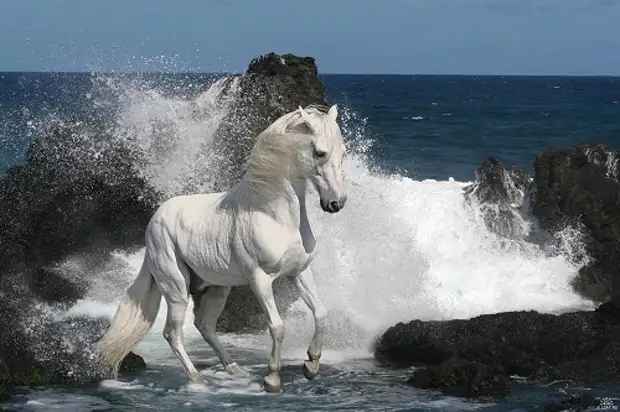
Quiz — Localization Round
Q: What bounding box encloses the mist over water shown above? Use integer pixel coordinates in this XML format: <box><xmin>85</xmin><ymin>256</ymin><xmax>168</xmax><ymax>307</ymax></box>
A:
<box><xmin>95</xmin><ymin>74</ymin><xmax>240</xmax><ymax>196</ymax></box>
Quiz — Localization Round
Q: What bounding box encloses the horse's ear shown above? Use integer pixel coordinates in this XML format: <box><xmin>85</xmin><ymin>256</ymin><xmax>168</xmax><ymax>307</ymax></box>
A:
<box><xmin>298</xmin><ymin>105</ymin><xmax>317</xmax><ymax>134</ymax></box>
<box><xmin>328</xmin><ymin>104</ymin><xmax>338</xmax><ymax>120</ymax></box>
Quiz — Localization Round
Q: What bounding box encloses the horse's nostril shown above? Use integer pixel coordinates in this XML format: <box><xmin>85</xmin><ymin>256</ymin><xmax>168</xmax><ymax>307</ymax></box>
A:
<box><xmin>330</xmin><ymin>201</ymin><xmax>340</xmax><ymax>211</ymax></box>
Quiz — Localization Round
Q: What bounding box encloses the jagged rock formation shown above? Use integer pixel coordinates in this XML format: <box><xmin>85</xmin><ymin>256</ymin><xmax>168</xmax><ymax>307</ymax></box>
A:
<box><xmin>383</xmin><ymin>142</ymin><xmax>620</xmax><ymax>398</ymax></box>
<box><xmin>374</xmin><ymin>297</ymin><xmax>620</xmax><ymax>398</ymax></box>
<box><xmin>531</xmin><ymin>143</ymin><xmax>620</xmax><ymax>302</ymax></box>
<box><xmin>463</xmin><ymin>156</ymin><xmax>532</xmax><ymax>240</ymax></box>
<box><xmin>463</xmin><ymin>143</ymin><xmax>620</xmax><ymax>302</ymax></box>
<box><xmin>211</xmin><ymin>52</ymin><xmax>328</xmax><ymax>189</ymax></box>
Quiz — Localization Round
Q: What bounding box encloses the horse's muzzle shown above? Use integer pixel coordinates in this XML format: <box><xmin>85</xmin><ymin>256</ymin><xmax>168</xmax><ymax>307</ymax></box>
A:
<box><xmin>320</xmin><ymin>198</ymin><xmax>344</xmax><ymax>213</ymax></box>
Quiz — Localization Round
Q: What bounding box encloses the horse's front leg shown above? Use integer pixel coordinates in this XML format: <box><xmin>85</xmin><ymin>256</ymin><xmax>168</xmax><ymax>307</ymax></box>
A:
<box><xmin>294</xmin><ymin>267</ymin><xmax>327</xmax><ymax>380</ymax></box>
<box><xmin>249</xmin><ymin>269</ymin><xmax>285</xmax><ymax>392</ymax></box>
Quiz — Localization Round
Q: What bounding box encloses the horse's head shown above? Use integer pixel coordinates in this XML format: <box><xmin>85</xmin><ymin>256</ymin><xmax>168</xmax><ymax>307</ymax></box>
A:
<box><xmin>295</xmin><ymin>105</ymin><xmax>347</xmax><ymax>213</ymax></box>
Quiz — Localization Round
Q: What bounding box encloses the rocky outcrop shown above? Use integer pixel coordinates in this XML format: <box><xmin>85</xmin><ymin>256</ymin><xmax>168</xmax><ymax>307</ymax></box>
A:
<box><xmin>463</xmin><ymin>156</ymin><xmax>532</xmax><ymax>240</ymax></box>
<box><xmin>463</xmin><ymin>143</ymin><xmax>620</xmax><ymax>302</ymax></box>
<box><xmin>0</xmin><ymin>349</ymin><xmax>145</xmax><ymax>403</ymax></box>
<box><xmin>0</xmin><ymin>52</ymin><xmax>326</xmax><ymax>398</ymax></box>
<box><xmin>0</xmin><ymin>118</ymin><xmax>157</xmax><ymax>399</ymax></box>
<box><xmin>211</xmin><ymin>52</ymin><xmax>328</xmax><ymax>189</ymax></box>
<box><xmin>399</xmin><ymin>142</ymin><xmax>620</xmax><ymax>399</ymax></box>
<box><xmin>542</xmin><ymin>393</ymin><xmax>599</xmax><ymax>412</ymax></box>
<box><xmin>408</xmin><ymin>358</ymin><xmax>511</xmax><ymax>399</ymax></box>
<box><xmin>373</xmin><ymin>297</ymin><xmax>620</xmax><ymax>399</ymax></box>
<box><xmin>531</xmin><ymin>143</ymin><xmax>620</xmax><ymax>302</ymax></box>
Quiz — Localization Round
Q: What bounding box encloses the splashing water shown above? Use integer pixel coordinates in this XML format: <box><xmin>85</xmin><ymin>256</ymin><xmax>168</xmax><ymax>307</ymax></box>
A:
<box><xmin>53</xmin><ymin>76</ymin><xmax>594</xmax><ymax>359</ymax></box>
<box><xmin>106</xmin><ymin>74</ymin><xmax>241</xmax><ymax>196</ymax></box>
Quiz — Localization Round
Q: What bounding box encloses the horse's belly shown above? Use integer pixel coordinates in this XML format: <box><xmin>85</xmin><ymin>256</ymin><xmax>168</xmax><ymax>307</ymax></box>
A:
<box><xmin>183</xmin><ymin>251</ymin><xmax>249</xmax><ymax>287</ymax></box>
<box><xmin>176</xmin><ymin>229</ymin><xmax>247</xmax><ymax>287</ymax></box>
<box><xmin>195</xmin><ymin>263</ymin><xmax>249</xmax><ymax>287</ymax></box>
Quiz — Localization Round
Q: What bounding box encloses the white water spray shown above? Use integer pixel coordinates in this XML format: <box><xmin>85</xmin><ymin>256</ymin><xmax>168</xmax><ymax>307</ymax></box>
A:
<box><xmin>60</xmin><ymin>75</ymin><xmax>594</xmax><ymax>360</ymax></box>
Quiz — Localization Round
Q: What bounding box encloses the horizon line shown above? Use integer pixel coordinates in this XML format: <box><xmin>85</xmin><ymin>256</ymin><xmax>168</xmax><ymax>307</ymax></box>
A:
<box><xmin>1</xmin><ymin>70</ymin><xmax>619</xmax><ymax>78</ymax></box>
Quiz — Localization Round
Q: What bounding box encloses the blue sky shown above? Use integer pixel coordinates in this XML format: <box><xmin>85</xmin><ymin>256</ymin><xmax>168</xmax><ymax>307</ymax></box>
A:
<box><xmin>1</xmin><ymin>0</ymin><xmax>619</xmax><ymax>75</ymax></box>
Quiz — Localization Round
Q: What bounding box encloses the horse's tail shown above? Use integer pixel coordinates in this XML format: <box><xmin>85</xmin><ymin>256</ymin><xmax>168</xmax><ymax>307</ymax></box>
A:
<box><xmin>96</xmin><ymin>258</ymin><xmax>161</xmax><ymax>378</ymax></box>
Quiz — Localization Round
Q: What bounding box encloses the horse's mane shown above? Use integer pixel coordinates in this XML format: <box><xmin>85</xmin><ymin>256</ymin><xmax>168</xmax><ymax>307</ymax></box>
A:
<box><xmin>218</xmin><ymin>106</ymin><xmax>343</xmax><ymax>215</ymax></box>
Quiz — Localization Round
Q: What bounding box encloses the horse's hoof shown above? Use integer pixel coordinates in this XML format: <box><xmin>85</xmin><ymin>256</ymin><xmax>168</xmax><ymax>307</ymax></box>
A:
<box><xmin>227</xmin><ymin>362</ymin><xmax>249</xmax><ymax>377</ymax></box>
<box><xmin>302</xmin><ymin>360</ymin><xmax>319</xmax><ymax>380</ymax></box>
<box><xmin>189</xmin><ymin>371</ymin><xmax>205</xmax><ymax>384</ymax></box>
<box><xmin>263</xmin><ymin>375</ymin><xmax>281</xmax><ymax>393</ymax></box>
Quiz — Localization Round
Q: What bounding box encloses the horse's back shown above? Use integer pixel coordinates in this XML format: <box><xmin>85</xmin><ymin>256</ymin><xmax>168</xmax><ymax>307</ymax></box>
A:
<box><xmin>149</xmin><ymin>192</ymin><xmax>224</xmax><ymax>230</ymax></box>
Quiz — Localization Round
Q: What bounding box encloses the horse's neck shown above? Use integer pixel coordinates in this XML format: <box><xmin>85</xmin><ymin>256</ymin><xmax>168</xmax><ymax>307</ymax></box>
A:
<box><xmin>292</xmin><ymin>180</ymin><xmax>316</xmax><ymax>253</ymax></box>
<box><xmin>272</xmin><ymin>178</ymin><xmax>306</xmax><ymax>228</ymax></box>
<box><xmin>233</xmin><ymin>175</ymin><xmax>316</xmax><ymax>251</ymax></box>
<box><xmin>234</xmin><ymin>176</ymin><xmax>302</xmax><ymax>222</ymax></box>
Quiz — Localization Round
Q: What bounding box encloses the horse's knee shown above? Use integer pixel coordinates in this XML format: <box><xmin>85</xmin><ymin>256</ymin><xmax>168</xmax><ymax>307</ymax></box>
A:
<box><xmin>269</xmin><ymin>320</ymin><xmax>285</xmax><ymax>343</ymax></box>
<box><xmin>163</xmin><ymin>320</ymin><xmax>183</xmax><ymax>343</ymax></box>
<box><xmin>163</xmin><ymin>329</ymin><xmax>174</xmax><ymax>343</ymax></box>
<box><xmin>193</xmin><ymin>317</ymin><xmax>215</xmax><ymax>336</ymax></box>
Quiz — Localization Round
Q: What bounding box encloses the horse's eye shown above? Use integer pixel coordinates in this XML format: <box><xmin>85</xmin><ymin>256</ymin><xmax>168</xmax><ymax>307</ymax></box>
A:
<box><xmin>314</xmin><ymin>150</ymin><xmax>327</xmax><ymax>159</ymax></box>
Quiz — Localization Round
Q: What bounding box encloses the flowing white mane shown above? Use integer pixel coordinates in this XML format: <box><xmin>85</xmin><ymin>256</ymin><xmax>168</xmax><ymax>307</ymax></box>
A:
<box><xmin>222</xmin><ymin>105</ymin><xmax>344</xmax><ymax>211</ymax></box>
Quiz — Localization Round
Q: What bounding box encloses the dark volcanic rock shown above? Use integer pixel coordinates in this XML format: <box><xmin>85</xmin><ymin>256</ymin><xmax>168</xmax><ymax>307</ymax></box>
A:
<box><xmin>374</xmin><ymin>297</ymin><xmax>620</xmax><ymax>398</ymax></box>
<box><xmin>0</xmin><ymin>118</ymin><xmax>158</xmax><ymax>396</ymax></box>
<box><xmin>463</xmin><ymin>156</ymin><xmax>532</xmax><ymax>240</ymax></box>
<box><xmin>211</xmin><ymin>52</ymin><xmax>328</xmax><ymax>190</ymax></box>
<box><xmin>214</xmin><ymin>278</ymin><xmax>297</xmax><ymax>333</ymax></box>
<box><xmin>0</xmin><ymin>350</ymin><xmax>144</xmax><ymax>402</ymax></box>
<box><xmin>542</xmin><ymin>393</ymin><xmax>598</xmax><ymax>412</ymax></box>
<box><xmin>531</xmin><ymin>143</ymin><xmax>620</xmax><ymax>302</ymax></box>
<box><xmin>119</xmin><ymin>352</ymin><xmax>147</xmax><ymax>373</ymax></box>
<box><xmin>0</xmin><ymin>118</ymin><xmax>159</xmax><ymax>274</ymax></box>
<box><xmin>409</xmin><ymin>358</ymin><xmax>511</xmax><ymax>399</ymax></box>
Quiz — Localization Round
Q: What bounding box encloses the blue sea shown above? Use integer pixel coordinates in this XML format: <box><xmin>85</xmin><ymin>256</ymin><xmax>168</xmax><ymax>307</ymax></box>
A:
<box><xmin>1</xmin><ymin>72</ymin><xmax>620</xmax><ymax>411</ymax></box>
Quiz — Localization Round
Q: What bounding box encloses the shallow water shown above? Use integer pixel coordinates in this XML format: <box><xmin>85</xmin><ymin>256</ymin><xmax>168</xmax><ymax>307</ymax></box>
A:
<box><xmin>6</xmin><ymin>326</ymin><xmax>620</xmax><ymax>411</ymax></box>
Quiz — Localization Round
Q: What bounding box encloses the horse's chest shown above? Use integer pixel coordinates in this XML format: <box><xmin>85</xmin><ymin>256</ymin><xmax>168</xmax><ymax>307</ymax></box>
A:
<box><xmin>269</xmin><ymin>242</ymin><xmax>313</xmax><ymax>278</ymax></box>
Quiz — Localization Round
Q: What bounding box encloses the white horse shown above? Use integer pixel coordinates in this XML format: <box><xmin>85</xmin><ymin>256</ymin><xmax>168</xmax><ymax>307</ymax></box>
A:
<box><xmin>96</xmin><ymin>104</ymin><xmax>347</xmax><ymax>392</ymax></box>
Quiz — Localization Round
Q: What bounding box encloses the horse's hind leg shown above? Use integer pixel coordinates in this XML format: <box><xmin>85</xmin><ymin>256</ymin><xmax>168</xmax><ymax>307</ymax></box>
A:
<box><xmin>192</xmin><ymin>285</ymin><xmax>247</xmax><ymax>376</ymax></box>
<box><xmin>149</xmin><ymin>254</ymin><xmax>202</xmax><ymax>383</ymax></box>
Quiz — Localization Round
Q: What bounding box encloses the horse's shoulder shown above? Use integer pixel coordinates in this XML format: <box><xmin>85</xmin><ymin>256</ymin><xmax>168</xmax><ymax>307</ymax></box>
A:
<box><xmin>241</xmin><ymin>212</ymin><xmax>303</xmax><ymax>270</ymax></box>
<box><xmin>248</xmin><ymin>211</ymin><xmax>293</xmax><ymax>243</ymax></box>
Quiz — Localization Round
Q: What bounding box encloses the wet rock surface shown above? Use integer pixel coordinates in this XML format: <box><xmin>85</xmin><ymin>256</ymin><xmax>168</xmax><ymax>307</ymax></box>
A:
<box><xmin>531</xmin><ymin>143</ymin><xmax>620</xmax><ymax>302</ymax></box>
<box><xmin>210</xmin><ymin>52</ymin><xmax>328</xmax><ymax>189</ymax></box>
<box><xmin>541</xmin><ymin>393</ymin><xmax>599</xmax><ymax>412</ymax></box>
<box><xmin>463</xmin><ymin>156</ymin><xmax>532</xmax><ymax>240</ymax></box>
<box><xmin>374</xmin><ymin>297</ymin><xmax>620</xmax><ymax>398</ymax></box>
<box><xmin>463</xmin><ymin>144</ymin><xmax>620</xmax><ymax>302</ymax></box>
<box><xmin>409</xmin><ymin>358</ymin><xmax>511</xmax><ymax>399</ymax></box>
<box><xmin>391</xmin><ymin>144</ymin><xmax>620</xmax><ymax>398</ymax></box>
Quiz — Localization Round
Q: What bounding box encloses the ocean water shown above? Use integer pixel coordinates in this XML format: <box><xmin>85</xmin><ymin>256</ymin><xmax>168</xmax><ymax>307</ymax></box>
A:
<box><xmin>1</xmin><ymin>72</ymin><xmax>620</xmax><ymax>411</ymax></box>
